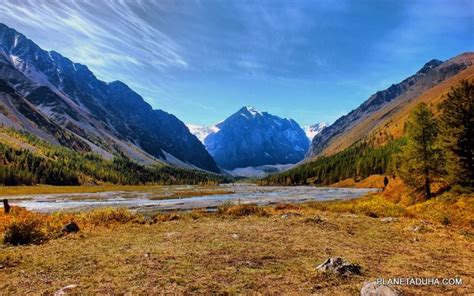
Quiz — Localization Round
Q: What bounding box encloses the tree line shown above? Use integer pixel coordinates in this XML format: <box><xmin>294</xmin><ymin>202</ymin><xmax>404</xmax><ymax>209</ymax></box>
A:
<box><xmin>258</xmin><ymin>138</ymin><xmax>404</xmax><ymax>186</ymax></box>
<box><xmin>0</xmin><ymin>130</ymin><xmax>230</xmax><ymax>186</ymax></box>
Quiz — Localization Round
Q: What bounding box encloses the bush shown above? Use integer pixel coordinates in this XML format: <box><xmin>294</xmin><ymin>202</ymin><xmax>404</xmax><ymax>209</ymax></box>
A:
<box><xmin>3</xmin><ymin>218</ymin><xmax>45</xmax><ymax>245</ymax></box>
<box><xmin>218</xmin><ymin>204</ymin><xmax>269</xmax><ymax>217</ymax></box>
<box><xmin>81</xmin><ymin>208</ymin><xmax>139</xmax><ymax>225</ymax></box>
<box><xmin>153</xmin><ymin>213</ymin><xmax>180</xmax><ymax>222</ymax></box>
<box><xmin>274</xmin><ymin>203</ymin><xmax>301</xmax><ymax>211</ymax></box>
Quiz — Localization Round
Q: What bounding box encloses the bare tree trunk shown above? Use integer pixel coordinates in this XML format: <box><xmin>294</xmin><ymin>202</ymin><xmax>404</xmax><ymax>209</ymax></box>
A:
<box><xmin>425</xmin><ymin>176</ymin><xmax>431</xmax><ymax>199</ymax></box>
<box><xmin>3</xmin><ymin>199</ymin><xmax>11</xmax><ymax>214</ymax></box>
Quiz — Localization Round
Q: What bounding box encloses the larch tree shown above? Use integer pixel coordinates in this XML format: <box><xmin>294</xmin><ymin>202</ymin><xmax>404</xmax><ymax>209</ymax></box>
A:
<box><xmin>438</xmin><ymin>80</ymin><xmax>474</xmax><ymax>188</ymax></box>
<box><xmin>399</xmin><ymin>103</ymin><xmax>444</xmax><ymax>199</ymax></box>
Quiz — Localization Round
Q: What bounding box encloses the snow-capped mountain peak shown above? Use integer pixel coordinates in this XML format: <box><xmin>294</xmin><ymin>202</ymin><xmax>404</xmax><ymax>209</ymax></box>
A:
<box><xmin>304</xmin><ymin>122</ymin><xmax>327</xmax><ymax>141</ymax></box>
<box><xmin>186</xmin><ymin>124</ymin><xmax>219</xmax><ymax>143</ymax></box>
<box><xmin>204</xmin><ymin>107</ymin><xmax>309</xmax><ymax>170</ymax></box>
<box><xmin>243</xmin><ymin>106</ymin><xmax>262</xmax><ymax>116</ymax></box>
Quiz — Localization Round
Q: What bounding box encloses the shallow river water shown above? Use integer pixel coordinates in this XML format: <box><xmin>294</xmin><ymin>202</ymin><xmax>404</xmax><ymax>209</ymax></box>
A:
<box><xmin>6</xmin><ymin>184</ymin><xmax>378</xmax><ymax>213</ymax></box>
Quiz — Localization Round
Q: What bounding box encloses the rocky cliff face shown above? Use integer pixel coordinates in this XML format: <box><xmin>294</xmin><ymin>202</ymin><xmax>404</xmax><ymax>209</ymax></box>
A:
<box><xmin>0</xmin><ymin>23</ymin><xmax>219</xmax><ymax>172</ymax></box>
<box><xmin>205</xmin><ymin>106</ymin><xmax>309</xmax><ymax>170</ymax></box>
<box><xmin>308</xmin><ymin>53</ymin><xmax>473</xmax><ymax>157</ymax></box>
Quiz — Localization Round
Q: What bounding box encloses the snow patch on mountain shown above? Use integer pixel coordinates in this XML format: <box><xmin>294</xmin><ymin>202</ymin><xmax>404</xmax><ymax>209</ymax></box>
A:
<box><xmin>304</xmin><ymin>122</ymin><xmax>327</xmax><ymax>141</ymax></box>
<box><xmin>186</xmin><ymin>124</ymin><xmax>219</xmax><ymax>143</ymax></box>
<box><xmin>245</xmin><ymin>106</ymin><xmax>262</xmax><ymax>116</ymax></box>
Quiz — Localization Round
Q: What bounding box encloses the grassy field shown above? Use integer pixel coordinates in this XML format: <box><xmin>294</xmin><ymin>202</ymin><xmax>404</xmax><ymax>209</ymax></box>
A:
<box><xmin>0</xmin><ymin>195</ymin><xmax>473</xmax><ymax>295</ymax></box>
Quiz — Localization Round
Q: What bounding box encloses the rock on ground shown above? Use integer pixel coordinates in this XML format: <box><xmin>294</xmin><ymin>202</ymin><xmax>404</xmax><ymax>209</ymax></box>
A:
<box><xmin>54</xmin><ymin>284</ymin><xmax>78</xmax><ymax>296</ymax></box>
<box><xmin>360</xmin><ymin>281</ymin><xmax>403</xmax><ymax>296</ymax></box>
<box><xmin>62</xmin><ymin>222</ymin><xmax>80</xmax><ymax>233</ymax></box>
<box><xmin>316</xmin><ymin>257</ymin><xmax>362</xmax><ymax>276</ymax></box>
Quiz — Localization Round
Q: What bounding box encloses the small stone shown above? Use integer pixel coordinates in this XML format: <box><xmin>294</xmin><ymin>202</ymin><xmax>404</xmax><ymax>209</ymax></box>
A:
<box><xmin>316</xmin><ymin>257</ymin><xmax>362</xmax><ymax>276</ymax></box>
<box><xmin>62</xmin><ymin>222</ymin><xmax>80</xmax><ymax>233</ymax></box>
<box><xmin>281</xmin><ymin>212</ymin><xmax>302</xmax><ymax>219</ymax></box>
<box><xmin>165</xmin><ymin>232</ymin><xmax>178</xmax><ymax>238</ymax></box>
<box><xmin>231</xmin><ymin>233</ymin><xmax>239</xmax><ymax>239</ymax></box>
<box><xmin>360</xmin><ymin>281</ymin><xmax>403</xmax><ymax>296</ymax></box>
<box><xmin>54</xmin><ymin>284</ymin><xmax>78</xmax><ymax>296</ymax></box>
<box><xmin>345</xmin><ymin>214</ymin><xmax>359</xmax><ymax>218</ymax></box>
<box><xmin>380</xmin><ymin>217</ymin><xmax>398</xmax><ymax>223</ymax></box>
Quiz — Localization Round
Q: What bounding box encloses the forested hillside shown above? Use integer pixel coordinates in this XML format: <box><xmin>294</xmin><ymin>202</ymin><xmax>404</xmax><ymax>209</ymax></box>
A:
<box><xmin>0</xmin><ymin>128</ymin><xmax>229</xmax><ymax>186</ymax></box>
<box><xmin>259</xmin><ymin>138</ymin><xmax>405</xmax><ymax>186</ymax></box>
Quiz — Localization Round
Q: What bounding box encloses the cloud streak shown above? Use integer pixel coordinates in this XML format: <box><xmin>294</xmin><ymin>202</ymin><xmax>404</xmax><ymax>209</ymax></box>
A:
<box><xmin>0</xmin><ymin>0</ymin><xmax>472</xmax><ymax>126</ymax></box>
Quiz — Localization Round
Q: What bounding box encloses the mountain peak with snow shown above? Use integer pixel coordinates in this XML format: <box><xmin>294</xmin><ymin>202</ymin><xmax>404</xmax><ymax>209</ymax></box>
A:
<box><xmin>204</xmin><ymin>107</ymin><xmax>309</xmax><ymax>170</ymax></box>
<box><xmin>238</xmin><ymin>106</ymin><xmax>264</xmax><ymax>117</ymax></box>
<box><xmin>186</xmin><ymin>124</ymin><xmax>219</xmax><ymax>143</ymax></box>
<box><xmin>304</xmin><ymin>122</ymin><xmax>327</xmax><ymax>141</ymax></box>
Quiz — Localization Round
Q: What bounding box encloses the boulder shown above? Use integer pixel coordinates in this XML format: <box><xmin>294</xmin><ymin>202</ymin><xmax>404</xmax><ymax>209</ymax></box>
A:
<box><xmin>316</xmin><ymin>257</ymin><xmax>362</xmax><ymax>276</ymax></box>
<box><xmin>62</xmin><ymin>221</ymin><xmax>80</xmax><ymax>233</ymax></box>
<box><xmin>360</xmin><ymin>281</ymin><xmax>403</xmax><ymax>296</ymax></box>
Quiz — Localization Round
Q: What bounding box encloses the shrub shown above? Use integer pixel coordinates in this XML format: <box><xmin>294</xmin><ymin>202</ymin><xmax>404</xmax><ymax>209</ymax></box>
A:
<box><xmin>274</xmin><ymin>203</ymin><xmax>301</xmax><ymax>211</ymax></box>
<box><xmin>81</xmin><ymin>208</ymin><xmax>139</xmax><ymax>225</ymax></box>
<box><xmin>218</xmin><ymin>204</ymin><xmax>269</xmax><ymax>217</ymax></box>
<box><xmin>153</xmin><ymin>213</ymin><xmax>180</xmax><ymax>222</ymax></box>
<box><xmin>3</xmin><ymin>217</ymin><xmax>45</xmax><ymax>245</ymax></box>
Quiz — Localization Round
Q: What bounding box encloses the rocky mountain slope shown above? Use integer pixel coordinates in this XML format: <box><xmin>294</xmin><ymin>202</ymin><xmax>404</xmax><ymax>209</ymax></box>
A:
<box><xmin>204</xmin><ymin>106</ymin><xmax>309</xmax><ymax>170</ymax></box>
<box><xmin>0</xmin><ymin>23</ymin><xmax>219</xmax><ymax>173</ymax></box>
<box><xmin>309</xmin><ymin>52</ymin><xmax>474</xmax><ymax>157</ymax></box>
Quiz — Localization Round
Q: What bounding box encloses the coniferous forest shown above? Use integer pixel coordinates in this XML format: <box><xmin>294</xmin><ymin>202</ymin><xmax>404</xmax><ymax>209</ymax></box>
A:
<box><xmin>259</xmin><ymin>138</ymin><xmax>405</xmax><ymax>186</ymax></box>
<box><xmin>0</xmin><ymin>129</ymin><xmax>229</xmax><ymax>186</ymax></box>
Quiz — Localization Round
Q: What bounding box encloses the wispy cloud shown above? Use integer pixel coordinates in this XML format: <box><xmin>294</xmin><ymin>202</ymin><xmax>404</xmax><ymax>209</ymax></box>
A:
<box><xmin>0</xmin><ymin>0</ymin><xmax>471</xmax><ymax>126</ymax></box>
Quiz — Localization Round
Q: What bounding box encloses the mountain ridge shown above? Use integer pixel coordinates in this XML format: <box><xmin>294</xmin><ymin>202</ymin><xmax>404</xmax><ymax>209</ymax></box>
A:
<box><xmin>308</xmin><ymin>52</ymin><xmax>474</xmax><ymax>157</ymax></box>
<box><xmin>0</xmin><ymin>23</ymin><xmax>220</xmax><ymax>173</ymax></box>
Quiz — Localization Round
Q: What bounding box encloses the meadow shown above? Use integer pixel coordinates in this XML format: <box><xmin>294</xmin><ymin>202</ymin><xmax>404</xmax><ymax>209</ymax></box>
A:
<box><xmin>1</xmin><ymin>188</ymin><xmax>472</xmax><ymax>295</ymax></box>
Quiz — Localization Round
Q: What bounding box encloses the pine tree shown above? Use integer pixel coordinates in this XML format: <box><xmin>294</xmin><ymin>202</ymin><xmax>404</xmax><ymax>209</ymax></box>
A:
<box><xmin>438</xmin><ymin>80</ymin><xmax>474</xmax><ymax>188</ymax></box>
<box><xmin>398</xmin><ymin>103</ymin><xmax>443</xmax><ymax>198</ymax></box>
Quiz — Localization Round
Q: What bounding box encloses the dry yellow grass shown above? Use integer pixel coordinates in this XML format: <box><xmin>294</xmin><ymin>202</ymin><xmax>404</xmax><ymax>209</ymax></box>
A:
<box><xmin>0</xmin><ymin>205</ymin><xmax>472</xmax><ymax>295</ymax></box>
<box><xmin>0</xmin><ymin>193</ymin><xmax>473</xmax><ymax>294</ymax></box>
<box><xmin>354</xmin><ymin>175</ymin><xmax>386</xmax><ymax>189</ymax></box>
<box><xmin>329</xmin><ymin>178</ymin><xmax>356</xmax><ymax>188</ymax></box>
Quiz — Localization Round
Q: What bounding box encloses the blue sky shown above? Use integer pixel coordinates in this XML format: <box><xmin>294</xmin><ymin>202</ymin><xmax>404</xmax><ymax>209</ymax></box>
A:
<box><xmin>0</xmin><ymin>0</ymin><xmax>473</xmax><ymax>126</ymax></box>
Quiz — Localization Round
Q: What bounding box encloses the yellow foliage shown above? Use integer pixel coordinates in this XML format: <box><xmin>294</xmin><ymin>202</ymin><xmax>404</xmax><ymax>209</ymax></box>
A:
<box><xmin>407</xmin><ymin>193</ymin><xmax>474</xmax><ymax>227</ymax></box>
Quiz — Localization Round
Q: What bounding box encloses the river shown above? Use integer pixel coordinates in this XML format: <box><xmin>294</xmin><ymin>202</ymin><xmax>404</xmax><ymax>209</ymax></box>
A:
<box><xmin>6</xmin><ymin>184</ymin><xmax>378</xmax><ymax>213</ymax></box>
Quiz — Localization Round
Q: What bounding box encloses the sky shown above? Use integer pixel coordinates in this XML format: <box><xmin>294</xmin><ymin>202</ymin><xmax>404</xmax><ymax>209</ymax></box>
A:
<box><xmin>0</xmin><ymin>0</ymin><xmax>473</xmax><ymax>126</ymax></box>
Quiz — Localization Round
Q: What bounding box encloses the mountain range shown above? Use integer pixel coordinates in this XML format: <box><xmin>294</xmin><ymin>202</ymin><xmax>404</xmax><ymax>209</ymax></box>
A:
<box><xmin>0</xmin><ymin>23</ymin><xmax>219</xmax><ymax>173</ymax></box>
<box><xmin>1</xmin><ymin>23</ymin><xmax>472</xmax><ymax>182</ymax></box>
<box><xmin>309</xmin><ymin>52</ymin><xmax>474</xmax><ymax>158</ymax></box>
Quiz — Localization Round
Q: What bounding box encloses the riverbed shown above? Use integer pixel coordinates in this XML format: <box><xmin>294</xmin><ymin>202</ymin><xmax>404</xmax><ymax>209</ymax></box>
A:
<box><xmin>5</xmin><ymin>184</ymin><xmax>378</xmax><ymax>213</ymax></box>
